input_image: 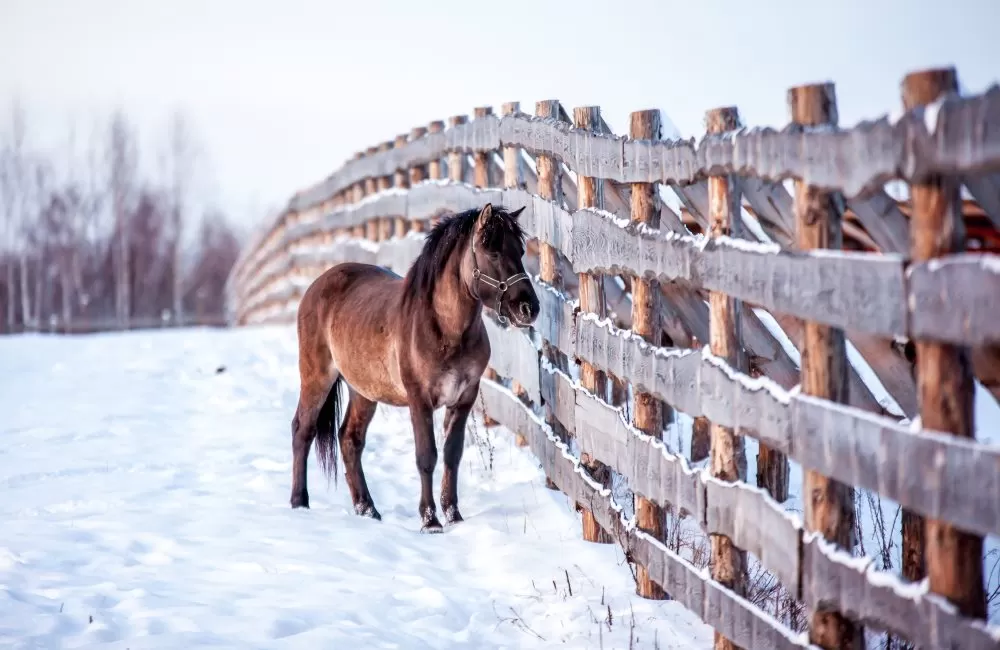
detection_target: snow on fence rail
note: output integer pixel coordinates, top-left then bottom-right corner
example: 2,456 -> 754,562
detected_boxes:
227,67 -> 1000,650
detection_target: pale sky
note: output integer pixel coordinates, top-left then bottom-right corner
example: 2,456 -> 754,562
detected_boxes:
2,0 -> 997,234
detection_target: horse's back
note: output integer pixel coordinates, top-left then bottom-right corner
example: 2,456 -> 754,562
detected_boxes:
297,262 -> 408,405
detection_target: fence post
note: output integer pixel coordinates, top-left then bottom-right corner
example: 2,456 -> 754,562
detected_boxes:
473,107 -> 493,188
375,141 -> 394,241
629,108 -> 668,599
447,115 -> 468,184
362,145 -> 379,241
350,151 -> 367,239
705,106 -> 749,650
902,66 -> 985,619
408,126 -> 428,234
427,120 -> 444,181
787,83 -> 862,649
535,99 -> 568,492
502,101 -> 530,447
392,133 -> 410,239
573,105 -> 613,546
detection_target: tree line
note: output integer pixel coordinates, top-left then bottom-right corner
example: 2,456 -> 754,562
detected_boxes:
0,102 -> 244,334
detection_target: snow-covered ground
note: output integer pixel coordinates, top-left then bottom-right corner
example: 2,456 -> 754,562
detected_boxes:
0,326 -> 712,649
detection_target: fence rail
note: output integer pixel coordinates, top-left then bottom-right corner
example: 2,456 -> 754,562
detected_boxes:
226,66 -> 1000,649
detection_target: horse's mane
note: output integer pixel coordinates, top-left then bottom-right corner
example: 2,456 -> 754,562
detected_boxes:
400,205 -> 525,308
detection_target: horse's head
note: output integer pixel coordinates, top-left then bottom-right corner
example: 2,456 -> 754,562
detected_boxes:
467,203 -> 540,328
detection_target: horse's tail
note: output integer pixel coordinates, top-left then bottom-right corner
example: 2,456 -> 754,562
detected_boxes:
314,375 -> 345,485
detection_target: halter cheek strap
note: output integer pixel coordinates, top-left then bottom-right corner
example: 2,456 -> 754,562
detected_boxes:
470,234 -> 528,326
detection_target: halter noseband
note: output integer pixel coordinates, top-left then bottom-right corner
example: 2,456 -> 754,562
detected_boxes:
470,232 -> 529,326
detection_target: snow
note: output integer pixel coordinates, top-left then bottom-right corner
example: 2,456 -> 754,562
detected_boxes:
0,326 -> 712,649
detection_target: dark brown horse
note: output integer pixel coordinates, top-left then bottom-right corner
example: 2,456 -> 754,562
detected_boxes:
290,203 -> 540,532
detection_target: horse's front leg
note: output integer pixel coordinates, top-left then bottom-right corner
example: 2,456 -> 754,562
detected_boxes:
408,399 -> 442,533
440,386 -> 477,525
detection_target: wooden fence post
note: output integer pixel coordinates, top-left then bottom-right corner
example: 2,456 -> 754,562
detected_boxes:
705,106 -> 749,650
498,101 -> 530,446
447,115 -> 468,184
377,141 -> 394,241
535,99 -> 568,492
473,107 -> 493,188
363,146 -> 379,241
393,133 -> 410,239
788,83 -> 862,649
427,120 -> 444,181
409,126 -> 429,233
350,151 -> 366,239
629,108 -> 668,599
902,66 -> 985,619
573,105 -> 613,546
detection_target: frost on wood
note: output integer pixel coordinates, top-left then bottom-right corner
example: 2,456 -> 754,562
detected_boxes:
482,315 -> 540,404
530,276 -> 577,354
573,316 -> 1000,540
801,533 -> 1000,649
278,87 -> 1000,219
475,377 -> 815,650
569,207 -> 908,339
908,253 -> 1000,346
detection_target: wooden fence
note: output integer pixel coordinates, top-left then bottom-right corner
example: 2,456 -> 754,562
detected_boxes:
225,66 -> 1000,649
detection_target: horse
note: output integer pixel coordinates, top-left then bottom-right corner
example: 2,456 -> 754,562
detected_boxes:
289,203 -> 540,532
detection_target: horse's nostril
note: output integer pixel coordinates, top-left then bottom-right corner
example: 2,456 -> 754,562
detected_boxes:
519,302 -> 532,318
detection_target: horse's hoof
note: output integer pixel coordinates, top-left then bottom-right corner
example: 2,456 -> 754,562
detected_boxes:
444,505 -> 464,525
355,503 -> 382,521
420,513 -> 444,533
290,493 -> 310,509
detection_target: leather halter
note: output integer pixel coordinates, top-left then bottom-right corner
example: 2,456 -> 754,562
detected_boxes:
469,231 -> 529,326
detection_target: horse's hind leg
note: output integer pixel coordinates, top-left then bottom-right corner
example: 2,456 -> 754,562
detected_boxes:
339,388 -> 380,519
290,362 -> 339,509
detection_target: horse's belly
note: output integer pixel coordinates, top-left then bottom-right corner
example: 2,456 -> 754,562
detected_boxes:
331,346 -> 408,407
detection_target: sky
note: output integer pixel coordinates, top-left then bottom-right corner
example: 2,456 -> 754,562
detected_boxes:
1,0 -> 998,236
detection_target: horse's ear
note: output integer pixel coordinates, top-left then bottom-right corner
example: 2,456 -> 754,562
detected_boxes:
509,206 -> 526,220
477,203 -> 493,227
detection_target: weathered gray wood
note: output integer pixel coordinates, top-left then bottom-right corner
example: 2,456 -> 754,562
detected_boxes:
483,315 -> 541,404
569,207 -> 909,339
963,173 -> 1000,229
539,363 -> 577,436
845,189 -> 911,254
272,86 -> 1000,223
531,277 -> 577,355
475,377 -> 819,650
800,534 -> 1000,649
573,317 -> 1000,538
739,178 -> 795,245
574,386 -> 705,523
908,254 -> 1000,346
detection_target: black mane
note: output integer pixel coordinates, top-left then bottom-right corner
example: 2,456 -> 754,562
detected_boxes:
400,205 -> 525,307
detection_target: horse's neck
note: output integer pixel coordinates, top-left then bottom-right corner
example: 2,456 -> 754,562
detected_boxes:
429,248 -> 481,340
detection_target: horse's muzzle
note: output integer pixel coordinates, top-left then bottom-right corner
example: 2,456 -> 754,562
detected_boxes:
514,300 -> 540,327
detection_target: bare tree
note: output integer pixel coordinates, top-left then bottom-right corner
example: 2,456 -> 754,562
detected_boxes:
107,110 -> 137,328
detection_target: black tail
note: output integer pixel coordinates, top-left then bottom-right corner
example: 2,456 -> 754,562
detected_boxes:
314,375 -> 345,485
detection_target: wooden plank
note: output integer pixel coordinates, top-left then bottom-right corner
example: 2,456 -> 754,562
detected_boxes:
574,317 -> 1000,539
482,315 -> 541,404
568,206 -> 910,339
962,173 -> 1000,230
908,254 -> 1000,347
845,189 -> 910,254
272,84 -> 1000,222
539,362 -> 577,436
475,378 -> 818,650
738,178 -> 795,246
800,534 -> 1000,649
